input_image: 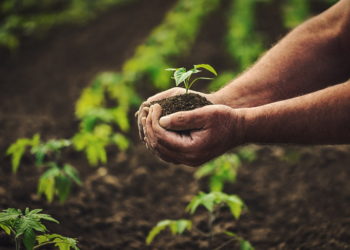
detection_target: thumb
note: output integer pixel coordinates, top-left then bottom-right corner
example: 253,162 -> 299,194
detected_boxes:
159,109 -> 205,131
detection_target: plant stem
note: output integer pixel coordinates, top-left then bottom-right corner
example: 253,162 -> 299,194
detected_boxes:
34,241 -> 70,249
208,211 -> 216,250
15,238 -> 20,250
213,238 -> 236,250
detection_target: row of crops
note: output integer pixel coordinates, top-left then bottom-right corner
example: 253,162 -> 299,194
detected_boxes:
2,0 -> 336,249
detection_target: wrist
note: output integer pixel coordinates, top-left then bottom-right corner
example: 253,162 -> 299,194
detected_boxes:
228,107 -> 250,147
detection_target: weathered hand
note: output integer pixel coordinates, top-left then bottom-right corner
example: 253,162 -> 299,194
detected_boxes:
135,87 -> 215,142
144,103 -> 245,166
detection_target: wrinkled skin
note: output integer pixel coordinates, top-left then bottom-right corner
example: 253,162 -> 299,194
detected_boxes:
135,87 -> 215,142
143,104 -> 244,166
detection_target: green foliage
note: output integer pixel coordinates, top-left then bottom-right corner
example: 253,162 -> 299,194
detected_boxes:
226,0 -> 265,71
6,134 -> 40,173
186,191 -> 244,219
6,135 -> 81,203
195,154 -> 241,192
0,208 -> 58,250
38,163 -> 82,203
283,0 -> 310,29
146,219 -> 192,245
36,234 -> 79,250
0,208 -> 79,250
122,0 -> 221,89
31,139 -> 71,165
73,123 -> 129,166
166,64 -> 217,93
195,148 -> 256,192
225,232 -> 255,250
0,0 -> 134,49
74,72 -> 135,165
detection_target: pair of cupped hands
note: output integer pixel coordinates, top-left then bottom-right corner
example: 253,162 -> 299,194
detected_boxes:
136,87 -> 245,166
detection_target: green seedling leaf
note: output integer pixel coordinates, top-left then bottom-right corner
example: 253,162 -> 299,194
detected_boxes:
194,64 -> 218,76
0,208 -> 61,250
72,127 -> 110,166
31,139 -> 71,166
240,240 -> 255,250
112,133 -> 130,151
224,231 -> 238,237
167,64 -> 217,93
0,223 -> 11,234
38,167 -> 60,203
146,219 -> 191,245
173,67 -> 186,86
23,228 -> 36,250
6,134 -> 40,173
186,191 -> 244,219
63,164 -> 82,186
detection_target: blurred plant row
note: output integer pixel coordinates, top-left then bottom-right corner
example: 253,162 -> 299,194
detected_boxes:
3,0 -> 336,249
0,0 -> 135,49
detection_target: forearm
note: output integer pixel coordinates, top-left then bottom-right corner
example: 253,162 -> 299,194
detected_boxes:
212,0 -> 350,108
240,80 -> 350,145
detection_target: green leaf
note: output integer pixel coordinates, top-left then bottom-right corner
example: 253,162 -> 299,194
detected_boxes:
177,70 -> 194,86
55,175 -> 72,203
23,228 -> 35,250
37,234 -> 79,250
146,220 -> 170,245
194,64 -> 218,76
0,208 -> 21,223
63,164 -> 82,185
240,240 -> 254,250
173,67 -> 186,86
112,133 -> 129,151
0,223 -> 11,234
186,191 -> 244,219
38,168 -> 59,203
146,219 -> 191,245
6,134 -> 40,173
224,231 -> 238,237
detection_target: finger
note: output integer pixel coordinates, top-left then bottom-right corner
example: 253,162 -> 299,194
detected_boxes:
159,108 -> 208,131
138,106 -> 150,141
145,106 -> 157,149
146,88 -> 184,102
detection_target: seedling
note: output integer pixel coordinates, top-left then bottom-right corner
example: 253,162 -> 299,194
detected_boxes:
0,208 -> 79,250
6,134 -> 82,203
195,149 -> 256,192
147,191 -> 253,250
72,123 -> 129,166
166,64 -> 217,93
146,219 -> 192,245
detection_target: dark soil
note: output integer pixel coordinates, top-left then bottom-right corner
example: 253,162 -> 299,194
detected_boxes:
151,93 -> 212,117
1,1 -> 350,250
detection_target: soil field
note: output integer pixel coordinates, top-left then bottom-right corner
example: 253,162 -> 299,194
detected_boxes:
1,0 -> 350,249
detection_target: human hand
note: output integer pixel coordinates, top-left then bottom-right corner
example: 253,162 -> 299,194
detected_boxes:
135,87 -> 215,142
144,103 -> 245,166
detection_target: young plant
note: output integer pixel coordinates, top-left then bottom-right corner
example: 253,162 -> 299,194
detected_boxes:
147,191 -> 253,249
6,135 -> 82,203
166,64 -> 217,94
146,219 -> 192,245
74,72 -> 133,166
0,208 -> 79,250
195,148 -> 256,192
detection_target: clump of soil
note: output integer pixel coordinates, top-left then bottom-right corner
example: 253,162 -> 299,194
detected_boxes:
151,93 -> 212,117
